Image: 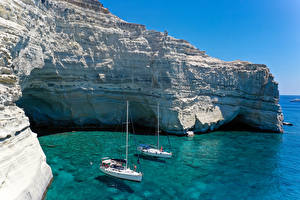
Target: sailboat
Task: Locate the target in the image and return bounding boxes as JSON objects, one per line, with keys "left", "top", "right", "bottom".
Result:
{"left": 137, "top": 103, "right": 172, "bottom": 158}
{"left": 100, "top": 101, "right": 143, "bottom": 182}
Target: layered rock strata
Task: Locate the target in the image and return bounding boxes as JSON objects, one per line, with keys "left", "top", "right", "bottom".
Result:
{"left": 0, "top": 0, "right": 283, "bottom": 135}
{"left": 0, "top": 0, "right": 283, "bottom": 198}
{"left": 0, "top": 31, "right": 52, "bottom": 199}
{"left": 1, "top": 0, "right": 283, "bottom": 134}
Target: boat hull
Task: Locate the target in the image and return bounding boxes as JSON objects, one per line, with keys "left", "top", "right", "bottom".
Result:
{"left": 138, "top": 147, "right": 172, "bottom": 158}
{"left": 100, "top": 166, "right": 142, "bottom": 182}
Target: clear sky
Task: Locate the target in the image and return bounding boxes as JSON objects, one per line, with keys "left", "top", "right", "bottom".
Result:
{"left": 100, "top": 0, "right": 300, "bottom": 95}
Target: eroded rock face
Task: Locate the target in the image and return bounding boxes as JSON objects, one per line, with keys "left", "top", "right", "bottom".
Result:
{"left": 0, "top": 14, "right": 52, "bottom": 199}
{"left": 1, "top": 0, "right": 283, "bottom": 133}
{"left": 0, "top": 0, "right": 283, "bottom": 197}
{"left": 1, "top": 0, "right": 282, "bottom": 134}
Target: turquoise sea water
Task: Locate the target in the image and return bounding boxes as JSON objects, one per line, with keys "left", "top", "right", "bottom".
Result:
{"left": 39, "top": 96, "right": 300, "bottom": 200}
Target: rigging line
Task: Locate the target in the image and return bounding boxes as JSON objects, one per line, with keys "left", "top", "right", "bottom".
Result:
{"left": 160, "top": 85, "right": 172, "bottom": 151}
{"left": 117, "top": 102, "right": 126, "bottom": 159}
{"left": 129, "top": 108, "right": 142, "bottom": 170}
{"left": 166, "top": 131, "right": 172, "bottom": 151}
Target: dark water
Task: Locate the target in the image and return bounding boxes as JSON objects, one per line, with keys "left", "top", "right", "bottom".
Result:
{"left": 39, "top": 95, "right": 300, "bottom": 200}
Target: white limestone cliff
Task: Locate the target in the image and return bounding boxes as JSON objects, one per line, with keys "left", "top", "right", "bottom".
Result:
{"left": 0, "top": 0, "right": 282, "bottom": 197}
{"left": 0, "top": 29, "right": 52, "bottom": 199}
{"left": 1, "top": 0, "right": 283, "bottom": 134}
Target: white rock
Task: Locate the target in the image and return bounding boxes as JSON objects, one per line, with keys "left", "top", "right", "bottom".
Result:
{"left": 0, "top": 0, "right": 283, "bottom": 133}
{"left": 0, "top": 0, "right": 283, "bottom": 198}
{"left": 186, "top": 131, "right": 194, "bottom": 137}
{"left": 0, "top": 5, "right": 53, "bottom": 198}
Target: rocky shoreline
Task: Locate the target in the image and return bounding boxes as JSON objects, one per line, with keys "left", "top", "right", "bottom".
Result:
{"left": 0, "top": 0, "right": 283, "bottom": 199}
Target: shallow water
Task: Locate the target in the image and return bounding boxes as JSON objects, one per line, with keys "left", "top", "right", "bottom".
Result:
{"left": 39, "top": 95, "right": 300, "bottom": 200}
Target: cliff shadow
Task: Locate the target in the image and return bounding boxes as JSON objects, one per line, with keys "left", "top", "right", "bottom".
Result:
{"left": 216, "top": 114, "right": 279, "bottom": 133}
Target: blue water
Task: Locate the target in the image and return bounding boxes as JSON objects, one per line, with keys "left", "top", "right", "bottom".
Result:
{"left": 39, "top": 95, "right": 300, "bottom": 200}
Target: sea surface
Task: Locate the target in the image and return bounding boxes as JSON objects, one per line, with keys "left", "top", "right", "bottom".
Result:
{"left": 39, "top": 95, "right": 300, "bottom": 200}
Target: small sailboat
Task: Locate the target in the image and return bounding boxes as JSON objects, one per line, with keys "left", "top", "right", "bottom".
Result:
{"left": 138, "top": 103, "right": 172, "bottom": 158}
{"left": 100, "top": 101, "right": 142, "bottom": 182}
{"left": 186, "top": 131, "right": 194, "bottom": 137}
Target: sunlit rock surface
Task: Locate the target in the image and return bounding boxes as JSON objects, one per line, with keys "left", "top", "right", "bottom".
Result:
{"left": 0, "top": 22, "right": 52, "bottom": 199}
{"left": 0, "top": 0, "right": 282, "bottom": 134}
{"left": 0, "top": 0, "right": 283, "bottom": 198}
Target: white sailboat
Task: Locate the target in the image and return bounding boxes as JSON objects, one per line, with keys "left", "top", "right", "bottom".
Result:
{"left": 138, "top": 103, "right": 172, "bottom": 158}
{"left": 100, "top": 101, "right": 143, "bottom": 182}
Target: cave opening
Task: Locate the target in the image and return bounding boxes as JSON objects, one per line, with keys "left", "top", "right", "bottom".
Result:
{"left": 216, "top": 115, "right": 264, "bottom": 132}
{"left": 16, "top": 94, "right": 160, "bottom": 137}
{"left": 17, "top": 92, "right": 267, "bottom": 137}
{"left": 16, "top": 71, "right": 270, "bottom": 136}
{"left": 25, "top": 117, "right": 158, "bottom": 137}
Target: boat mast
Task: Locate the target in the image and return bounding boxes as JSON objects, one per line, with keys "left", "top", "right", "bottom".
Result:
{"left": 126, "top": 100, "right": 129, "bottom": 169}
{"left": 157, "top": 102, "right": 159, "bottom": 150}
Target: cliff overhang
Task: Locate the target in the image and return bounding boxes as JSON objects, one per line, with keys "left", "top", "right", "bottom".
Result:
{"left": 0, "top": 0, "right": 284, "bottom": 198}
{"left": 9, "top": 0, "right": 283, "bottom": 135}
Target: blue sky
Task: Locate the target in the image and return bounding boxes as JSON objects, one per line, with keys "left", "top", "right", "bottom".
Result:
{"left": 100, "top": 0, "right": 300, "bottom": 95}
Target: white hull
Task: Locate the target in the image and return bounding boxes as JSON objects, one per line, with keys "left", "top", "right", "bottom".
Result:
{"left": 100, "top": 101, "right": 143, "bottom": 182}
{"left": 186, "top": 131, "right": 194, "bottom": 137}
{"left": 138, "top": 147, "right": 172, "bottom": 158}
{"left": 137, "top": 103, "right": 172, "bottom": 159}
{"left": 100, "top": 166, "right": 142, "bottom": 182}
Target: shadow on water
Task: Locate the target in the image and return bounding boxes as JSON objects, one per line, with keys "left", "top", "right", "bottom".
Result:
{"left": 134, "top": 154, "right": 166, "bottom": 163}
{"left": 95, "top": 175, "right": 134, "bottom": 194}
